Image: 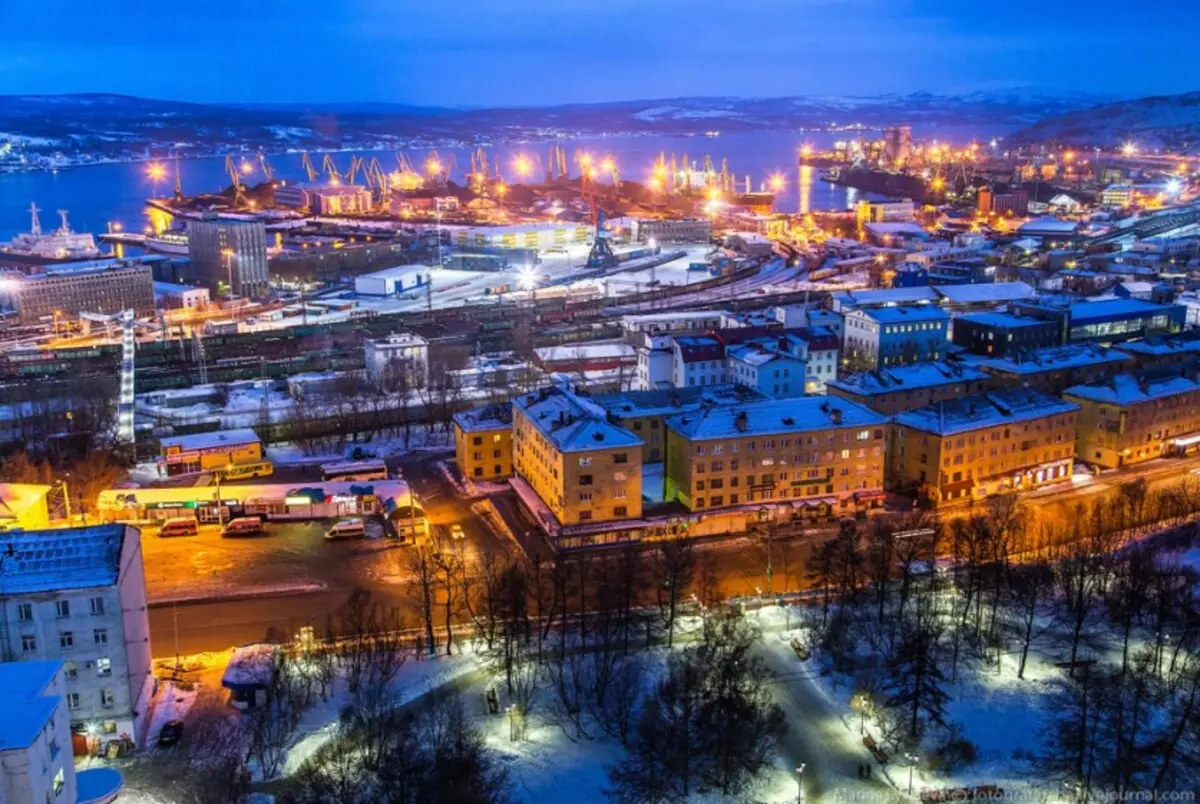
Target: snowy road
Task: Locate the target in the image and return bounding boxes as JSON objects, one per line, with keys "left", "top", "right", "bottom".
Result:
{"left": 758, "top": 634, "right": 905, "bottom": 804}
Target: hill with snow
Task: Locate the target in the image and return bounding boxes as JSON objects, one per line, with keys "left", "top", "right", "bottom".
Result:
{"left": 1009, "top": 91, "right": 1200, "bottom": 150}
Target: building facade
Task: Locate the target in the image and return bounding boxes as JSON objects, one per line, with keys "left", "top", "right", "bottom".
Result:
{"left": 663, "top": 398, "right": 888, "bottom": 518}
{"left": 951, "top": 312, "right": 1061, "bottom": 356}
{"left": 364, "top": 332, "right": 431, "bottom": 389}
{"left": 843, "top": 306, "right": 950, "bottom": 370}
{"left": 1064, "top": 373, "right": 1200, "bottom": 468}
{"left": 452, "top": 404, "right": 513, "bottom": 482}
{"left": 630, "top": 218, "right": 713, "bottom": 244}
{"left": 890, "top": 389, "right": 1079, "bottom": 507}
{"left": 0, "top": 661, "right": 76, "bottom": 803}
{"left": 828, "top": 362, "right": 990, "bottom": 416}
{"left": 512, "top": 387, "right": 643, "bottom": 527}
{"left": 671, "top": 336, "right": 727, "bottom": 388}
{"left": 186, "top": 215, "right": 270, "bottom": 299}
{"left": 0, "top": 525, "right": 153, "bottom": 751}
{"left": 977, "top": 345, "right": 1133, "bottom": 396}
{"left": 1, "top": 259, "right": 156, "bottom": 324}
{"left": 158, "top": 428, "right": 263, "bottom": 477}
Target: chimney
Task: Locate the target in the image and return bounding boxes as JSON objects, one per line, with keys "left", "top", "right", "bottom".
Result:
{"left": 830, "top": 408, "right": 843, "bottom": 426}
{"left": 735, "top": 411, "right": 749, "bottom": 432}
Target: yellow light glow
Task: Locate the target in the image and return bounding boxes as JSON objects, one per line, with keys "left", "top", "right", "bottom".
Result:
{"left": 579, "top": 153, "right": 592, "bottom": 168}
{"left": 706, "top": 186, "right": 720, "bottom": 201}
{"left": 513, "top": 155, "right": 531, "bottom": 178}
{"left": 768, "top": 173, "right": 786, "bottom": 192}
{"left": 1122, "top": 142, "right": 1137, "bottom": 157}
{"left": 648, "top": 177, "right": 662, "bottom": 192}
{"left": 800, "top": 144, "right": 813, "bottom": 158}
{"left": 240, "top": 161, "right": 253, "bottom": 175}
{"left": 601, "top": 157, "right": 615, "bottom": 173}
{"left": 932, "top": 177, "right": 945, "bottom": 191}
{"left": 495, "top": 182, "right": 508, "bottom": 196}
{"left": 147, "top": 163, "right": 166, "bottom": 181}
{"left": 1064, "top": 151, "right": 1075, "bottom": 163}
{"left": 426, "top": 158, "right": 442, "bottom": 176}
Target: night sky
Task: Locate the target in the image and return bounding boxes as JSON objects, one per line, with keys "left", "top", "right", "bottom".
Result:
{"left": 2, "top": 0, "right": 1198, "bottom": 106}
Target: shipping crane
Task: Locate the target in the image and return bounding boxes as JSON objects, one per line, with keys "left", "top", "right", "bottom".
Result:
{"left": 258, "top": 152, "right": 274, "bottom": 183}
{"left": 347, "top": 155, "right": 364, "bottom": 185}
{"left": 301, "top": 152, "right": 318, "bottom": 183}
{"left": 322, "top": 154, "right": 342, "bottom": 185}
{"left": 224, "top": 155, "right": 247, "bottom": 206}
{"left": 173, "top": 154, "right": 184, "bottom": 201}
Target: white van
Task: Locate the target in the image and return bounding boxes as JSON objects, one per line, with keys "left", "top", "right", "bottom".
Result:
{"left": 325, "top": 518, "right": 367, "bottom": 541}
{"left": 159, "top": 517, "right": 199, "bottom": 538}
{"left": 221, "top": 517, "right": 265, "bottom": 538}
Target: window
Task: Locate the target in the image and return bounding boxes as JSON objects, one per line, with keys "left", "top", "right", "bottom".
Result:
{"left": 90, "top": 596, "right": 105, "bottom": 617}
{"left": 472, "top": 436, "right": 482, "bottom": 446}
{"left": 695, "top": 480, "right": 706, "bottom": 491}
{"left": 614, "top": 506, "right": 628, "bottom": 517}
{"left": 614, "top": 488, "right": 627, "bottom": 499}
{"left": 64, "top": 662, "right": 77, "bottom": 679}
{"left": 66, "top": 693, "right": 80, "bottom": 710}
{"left": 94, "top": 629, "right": 108, "bottom": 646}
{"left": 56, "top": 600, "right": 70, "bottom": 618}
{"left": 493, "top": 433, "right": 502, "bottom": 443}
{"left": 60, "top": 632, "right": 74, "bottom": 649}
{"left": 695, "top": 497, "right": 706, "bottom": 507}
{"left": 579, "top": 511, "right": 593, "bottom": 521}
{"left": 579, "top": 491, "right": 593, "bottom": 502}
{"left": 578, "top": 475, "right": 593, "bottom": 486}
{"left": 101, "top": 689, "right": 116, "bottom": 708}
{"left": 21, "top": 635, "right": 36, "bottom": 652}
{"left": 472, "top": 451, "right": 482, "bottom": 460}
{"left": 579, "top": 457, "right": 592, "bottom": 468}
{"left": 17, "top": 603, "right": 32, "bottom": 622}
{"left": 97, "top": 657, "right": 112, "bottom": 677}
{"left": 473, "top": 467, "right": 483, "bottom": 477}
{"left": 730, "top": 493, "right": 739, "bottom": 504}
{"left": 710, "top": 495, "right": 724, "bottom": 506}
{"left": 613, "top": 452, "right": 628, "bottom": 464}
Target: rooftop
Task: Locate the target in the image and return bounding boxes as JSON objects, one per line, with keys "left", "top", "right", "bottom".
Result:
{"left": 451, "top": 402, "right": 513, "bottom": 433}
{"left": 0, "top": 661, "right": 62, "bottom": 751}
{"left": 0, "top": 525, "right": 127, "bottom": 594}
{"left": 592, "top": 384, "right": 764, "bottom": 419}
{"left": 1114, "top": 336, "right": 1200, "bottom": 357}
{"left": 828, "top": 361, "right": 989, "bottom": 396}
{"left": 159, "top": 427, "right": 262, "bottom": 452}
{"left": 855, "top": 305, "right": 950, "bottom": 324}
{"left": 1069, "top": 298, "right": 1178, "bottom": 323}
{"left": 0, "top": 483, "right": 51, "bottom": 521}
{"left": 977, "top": 344, "right": 1133, "bottom": 375}
{"left": 893, "top": 389, "right": 1079, "bottom": 436}
{"left": 934, "top": 281, "right": 1036, "bottom": 304}
{"left": 514, "top": 386, "right": 643, "bottom": 453}
{"left": 674, "top": 335, "right": 724, "bottom": 363}
{"left": 1063, "top": 372, "right": 1200, "bottom": 406}
{"left": 957, "top": 311, "right": 1053, "bottom": 329}
{"left": 667, "top": 397, "right": 886, "bottom": 441}
{"left": 534, "top": 343, "right": 636, "bottom": 363}
{"left": 1018, "top": 216, "right": 1080, "bottom": 235}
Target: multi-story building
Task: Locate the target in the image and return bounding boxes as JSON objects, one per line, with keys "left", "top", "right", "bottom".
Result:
{"left": 854, "top": 199, "right": 915, "bottom": 225}
{"left": 663, "top": 397, "right": 888, "bottom": 518}
{"left": 725, "top": 331, "right": 840, "bottom": 396}
{"left": 828, "top": 361, "right": 990, "bottom": 416}
{"left": 186, "top": 215, "right": 269, "bottom": 299}
{"left": 925, "top": 258, "right": 996, "bottom": 286}
{"left": 1064, "top": 372, "right": 1200, "bottom": 468}
{"left": 511, "top": 387, "right": 643, "bottom": 528}
{"left": 977, "top": 186, "right": 1029, "bottom": 215}
{"left": 364, "top": 332, "right": 430, "bottom": 389}
{"left": 0, "top": 661, "right": 76, "bottom": 802}
{"left": 0, "top": 258, "right": 156, "bottom": 324}
{"left": 843, "top": 305, "right": 950, "bottom": 370}
{"left": 452, "top": 403, "right": 513, "bottom": 482}
{"left": 0, "top": 525, "right": 153, "bottom": 750}
{"left": 620, "top": 310, "right": 729, "bottom": 335}
{"left": 1011, "top": 298, "right": 1185, "bottom": 345}
{"left": 633, "top": 333, "right": 675, "bottom": 391}
{"left": 273, "top": 183, "right": 373, "bottom": 215}
{"left": 629, "top": 218, "right": 713, "bottom": 244}
{"left": 671, "top": 335, "right": 727, "bottom": 388}
{"left": 1113, "top": 333, "right": 1200, "bottom": 371}
{"left": 976, "top": 344, "right": 1133, "bottom": 396}
{"left": 158, "top": 428, "right": 263, "bottom": 477}
{"left": 951, "top": 311, "right": 1061, "bottom": 356}
{"left": 890, "top": 389, "right": 1079, "bottom": 507}
{"left": 1101, "top": 184, "right": 1135, "bottom": 207}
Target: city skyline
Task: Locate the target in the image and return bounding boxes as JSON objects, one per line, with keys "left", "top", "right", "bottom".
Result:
{"left": 2, "top": 0, "right": 1199, "bottom": 106}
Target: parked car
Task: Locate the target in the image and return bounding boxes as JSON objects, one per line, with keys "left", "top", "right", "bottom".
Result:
{"left": 158, "top": 517, "right": 198, "bottom": 538}
{"left": 157, "top": 719, "right": 184, "bottom": 747}
{"left": 450, "top": 523, "right": 465, "bottom": 540}
{"left": 221, "top": 517, "right": 266, "bottom": 538}
{"left": 325, "top": 518, "right": 367, "bottom": 541}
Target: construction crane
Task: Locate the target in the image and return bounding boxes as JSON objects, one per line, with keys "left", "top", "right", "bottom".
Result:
{"left": 224, "top": 155, "right": 247, "bottom": 206}
{"left": 322, "top": 154, "right": 342, "bottom": 185}
{"left": 347, "top": 155, "right": 364, "bottom": 185}
{"left": 301, "top": 152, "right": 318, "bottom": 183}
{"left": 257, "top": 152, "right": 274, "bottom": 183}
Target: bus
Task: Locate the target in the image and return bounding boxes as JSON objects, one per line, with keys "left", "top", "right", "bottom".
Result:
{"left": 321, "top": 460, "right": 389, "bottom": 482}
{"left": 1168, "top": 433, "right": 1200, "bottom": 458}
{"left": 211, "top": 461, "right": 274, "bottom": 482}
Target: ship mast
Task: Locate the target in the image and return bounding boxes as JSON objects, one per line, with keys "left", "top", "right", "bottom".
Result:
{"left": 29, "top": 202, "right": 41, "bottom": 236}
{"left": 57, "top": 209, "right": 71, "bottom": 234}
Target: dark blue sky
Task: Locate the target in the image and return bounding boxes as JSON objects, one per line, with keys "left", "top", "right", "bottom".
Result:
{"left": 2, "top": 0, "right": 1198, "bottom": 106}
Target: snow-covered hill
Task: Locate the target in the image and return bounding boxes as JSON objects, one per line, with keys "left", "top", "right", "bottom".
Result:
{"left": 1009, "top": 91, "right": 1200, "bottom": 150}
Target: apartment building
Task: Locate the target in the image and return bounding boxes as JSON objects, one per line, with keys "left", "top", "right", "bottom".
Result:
{"left": 452, "top": 403, "right": 513, "bottom": 481}
{"left": 976, "top": 345, "right": 1133, "bottom": 396}
{"left": 364, "top": 332, "right": 430, "bottom": 389}
{"left": 671, "top": 335, "right": 727, "bottom": 388}
{"left": 843, "top": 305, "right": 950, "bottom": 370}
{"left": 512, "top": 387, "right": 643, "bottom": 528}
{"left": 663, "top": 397, "right": 888, "bottom": 519}
{"left": 185, "top": 215, "right": 269, "bottom": 298}
{"left": 828, "top": 361, "right": 990, "bottom": 416}
{"left": 890, "top": 389, "right": 1079, "bottom": 507}
{"left": 633, "top": 333, "right": 675, "bottom": 391}
{"left": 0, "top": 259, "right": 156, "bottom": 324}
{"left": 1064, "top": 373, "right": 1200, "bottom": 468}
{"left": 0, "top": 525, "right": 153, "bottom": 752}
{"left": 0, "top": 661, "right": 76, "bottom": 803}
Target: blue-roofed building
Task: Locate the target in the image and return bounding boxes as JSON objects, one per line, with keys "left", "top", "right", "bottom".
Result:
{"left": 951, "top": 311, "right": 1061, "bottom": 356}
{"left": 975, "top": 344, "right": 1133, "bottom": 395}
{"left": 664, "top": 397, "right": 888, "bottom": 518}
{"left": 1113, "top": 333, "right": 1200, "bottom": 371}
{"left": 844, "top": 305, "right": 950, "bottom": 370}
{"left": 1011, "top": 298, "right": 1185, "bottom": 345}
{"left": 890, "top": 389, "right": 1079, "bottom": 507}
{"left": 828, "top": 361, "right": 991, "bottom": 415}
{"left": 1064, "top": 372, "right": 1200, "bottom": 468}
{"left": 0, "top": 525, "right": 154, "bottom": 751}
{"left": 0, "top": 660, "right": 78, "bottom": 803}
{"left": 512, "top": 386, "right": 644, "bottom": 528}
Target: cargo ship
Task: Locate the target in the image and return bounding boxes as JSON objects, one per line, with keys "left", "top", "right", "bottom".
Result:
{"left": 0, "top": 204, "right": 103, "bottom": 268}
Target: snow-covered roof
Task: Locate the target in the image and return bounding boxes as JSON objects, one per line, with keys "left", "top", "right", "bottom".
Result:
{"left": 513, "top": 387, "right": 643, "bottom": 453}
{"left": 159, "top": 428, "right": 261, "bottom": 452}
{"left": 534, "top": 343, "right": 636, "bottom": 363}
{"left": 838, "top": 287, "right": 940, "bottom": 307}
{"left": 934, "top": 281, "right": 1036, "bottom": 304}
{"left": 451, "top": 403, "right": 512, "bottom": 433}
{"left": 1018, "top": 217, "right": 1080, "bottom": 235}
{"left": 864, "top": 222, "right": 929, "bottom": 237}
{"left": 893, "top": 389, "right": 1079, "bottom": 437}
{"left": 1064, "top": 373, "right": 1200, "bottom": 407}
{"left": 828, "top": 362, "right": 988, "bottom": 397}
{"left": 621, "top": 310, "right": 730, "bottom": 325}
{"left": 667, "top": 397, "right": 886, "bottom": 441}
{"left": 855, "top": 305, "right": 950, "bottom": 324}
{"left": 1116, "top": 281, "right": 1155, "bottom": 294}
{"left": 0, "top": 525, "right": 127, "bottom": 594}
{"left": 977, "top": 345, "right": 1132, "bottom": 375}
{"left": 0, "top": 483, "right": 50, "bottom": 523}
{"left": 592, "top": 385, "right": 763, "bottom": 419}
{"left": 1068, "top": 298, "right": 1177, "bottom": 323}
{"left": 0, "top": 661, "right": 62, "bottom": 751}
{"left": 956, "top": 311, "right": 1052, "bottom": 329}
{"left": 222, "top": 644, "right": 277, "bottom": 688}
{"left": 1114, "top": 337, "right": 1200, "bottom": 357}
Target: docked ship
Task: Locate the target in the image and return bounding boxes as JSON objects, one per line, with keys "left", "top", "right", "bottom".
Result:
{"left": 143, "top": 231, "right": 189, "bottom": 255}
{"left": 1, "top": 204, "right": 103, "bottom": 266}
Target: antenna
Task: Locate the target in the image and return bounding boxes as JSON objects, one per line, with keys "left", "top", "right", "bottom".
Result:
{"left": 57, "top": 209, "right": 70, "bottom": 233}
{"left": 28, "top": 202, "right": 41, "bottom": 236}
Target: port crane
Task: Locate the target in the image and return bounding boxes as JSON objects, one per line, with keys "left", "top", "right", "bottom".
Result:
{"left": 301, "top": 152, "right": 318, "bottom": 183}
{"left": 322, "top": 154, "right": 342, "bottom": 185}
{"left": 173, "top": 154, "right": 184, "bottom": 201}
{"left": 347, "top": 155, "right": 365, "bottom": 185}
{"left": 224, "top": 155, "right": 247, "bottom": 206}
{"left": 257, "top": 152, "right": 274, "bottom": 183}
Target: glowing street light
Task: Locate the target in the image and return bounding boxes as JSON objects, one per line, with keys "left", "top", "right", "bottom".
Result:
{"left": 147, "top": 162, "right": 166, "bottom": 182}
{"left": 800, "top": 144, "right": 813, "bottom": 159}
{"left": 240, "top": 161, "right": 253, "bottom": 175}
{"left": 796, "top": 763, "right": 806, "bottom": 804}
{"left": 600, "top": 157, "right": 615, "bottom": 173}
{"left": 425, "top": 158, "right": 442, "bottom": 176}
{"left": 494, "top": 182, "right": 508, "bottom": 197}
{"left": 518, "top": 265, "right": 538, "bottom": 292}
{"left": 648, "top": 177, "right": 662, "bottom": 192}
{"left": 512, "top": 154, "right": 532, "bottom": 179}
{"left": 769, "top": 173, "right": 786, "bottom": 192}
{"left": 1122, "top": 142, "right": 1138, "bottom": 157}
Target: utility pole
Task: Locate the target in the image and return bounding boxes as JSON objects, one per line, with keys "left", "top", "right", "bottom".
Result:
{"left": 59, "top": 480, "right": 73, "bottom": 524}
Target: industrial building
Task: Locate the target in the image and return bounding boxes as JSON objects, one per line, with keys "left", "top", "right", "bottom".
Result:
{"left": 890, "top": 389, "right": 1079, "bottom": 507}
{"left": 0, "top": 258, "right": 155, "bottom": 324}
{"left": 1064, "top": 373, "right": 1200, "bottom": 468}
{"left": 629, "top": 218, "right": 713, "bottom": 244}
{"left": 273, "top": 183, "right": 373, "bottom": 215}
{"left": 185, "top": 214, "right": 270, "bottom": 299}
{"left": 443, "top": 222, "right": 590, "bottom": 251}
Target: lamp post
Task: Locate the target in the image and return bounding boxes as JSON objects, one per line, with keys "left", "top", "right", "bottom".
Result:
{"left": 905, "top": 752, "right": 919, "bottom": 795}
{"left": 795, "top": 763, "right": 806, "bottom": 804}
{"left": 507, "top": 704, "right": 517, "bottom": 742}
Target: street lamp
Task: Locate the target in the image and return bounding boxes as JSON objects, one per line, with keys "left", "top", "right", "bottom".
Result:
{"left": 796, "top": 763, "right": 806, "bottom": 804}
{"left": 905, "top": 752, "right": 920, "bottom": 794}
{"left": 506, "top": 704, "right": 517, "bottom": 742}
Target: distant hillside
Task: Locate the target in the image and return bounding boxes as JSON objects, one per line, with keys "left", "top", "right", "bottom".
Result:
{"left": 1009, "top": 91, "right": 1200, "bottom": 150}
{"left": 0, "top": 89, "right": 1111, "bottom": 164}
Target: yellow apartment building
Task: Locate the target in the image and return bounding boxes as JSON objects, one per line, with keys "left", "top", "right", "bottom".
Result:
{"left": 1063, "top": 373, "right": 1200, "bottom": 468}
{"left": 451, "top": 404, "right": 513, "bottom": 482}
